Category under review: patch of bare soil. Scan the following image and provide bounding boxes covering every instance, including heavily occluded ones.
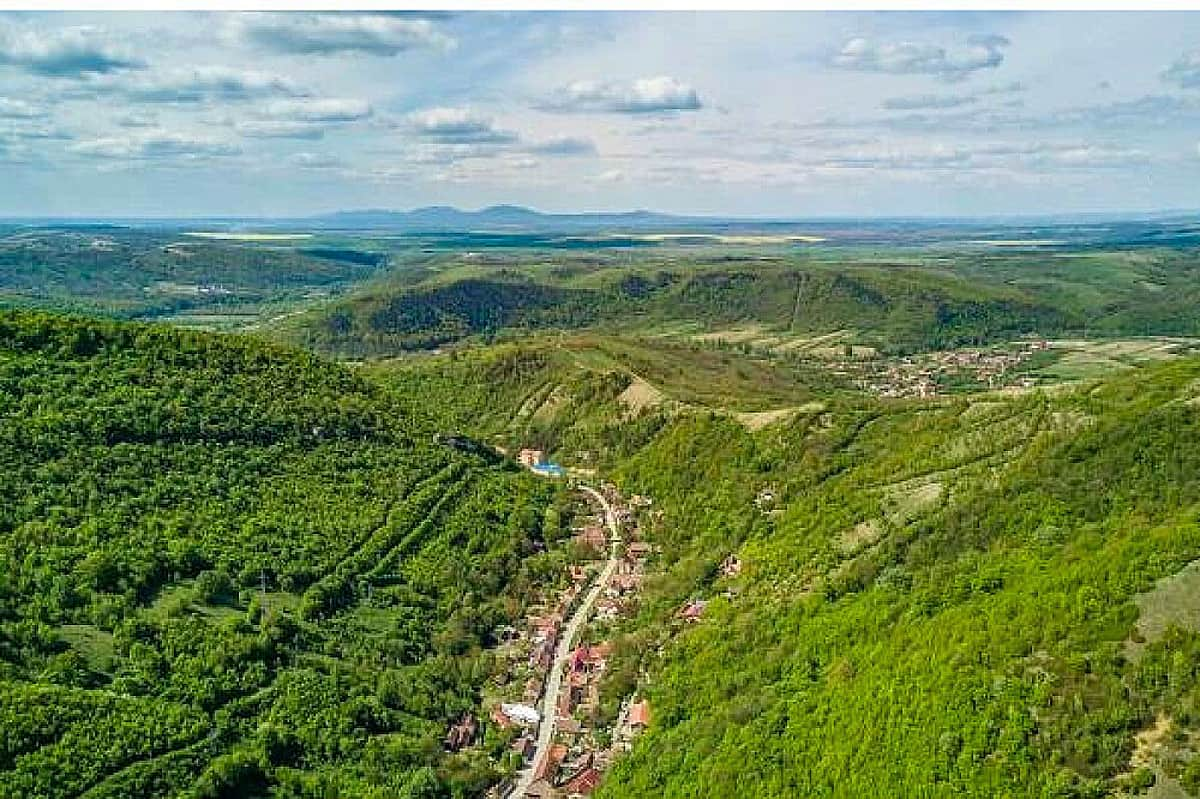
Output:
[734,402,825,431]
[618,377,666,415]
[835,519,883,556]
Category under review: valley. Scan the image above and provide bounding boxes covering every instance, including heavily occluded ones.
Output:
[4,214,1200,799]
[7,4,1200,797]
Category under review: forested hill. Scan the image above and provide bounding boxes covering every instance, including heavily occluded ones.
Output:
[361,328,1200,796]
[292,267,1069,357]
[289,247,1200,358]
[588,356,1200,798]
[0,311,560,798]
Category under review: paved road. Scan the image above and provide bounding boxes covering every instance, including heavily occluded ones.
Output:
[509,484,621,797]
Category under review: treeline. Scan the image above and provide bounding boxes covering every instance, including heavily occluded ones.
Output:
[0,310,560,797]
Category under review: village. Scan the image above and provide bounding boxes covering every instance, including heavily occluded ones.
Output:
[836,339,1051,399]
[438,446,664,799]
[433,444,743,797]
[497,472,655,799]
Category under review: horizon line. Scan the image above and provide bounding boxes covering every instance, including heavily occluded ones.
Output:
[1,204,1198,225]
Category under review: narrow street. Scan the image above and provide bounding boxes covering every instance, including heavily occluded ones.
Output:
[508,484,622,798]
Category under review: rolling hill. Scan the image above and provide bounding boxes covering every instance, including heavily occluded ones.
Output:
[8,228,1200,798]
[0,310,561,798]
[289,260,1077,357]
[0,227,387,323]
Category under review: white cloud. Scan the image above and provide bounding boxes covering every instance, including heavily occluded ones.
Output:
[802,92,1200,137]
[265,98,372,123]
[107,66,307,103]
[1163,51,1200,89]
[0,23,142,77]
[818,140,1150,174]
[235,120,325,140]
[70,130,240,160]
[545,76,702,113]
[0,97,46,118]
[409,107,517,143]
[833,34,1009,82]
[591,169,627,183]
[232,98,372,140]
[234,13,454,56]
[115,112,158,128]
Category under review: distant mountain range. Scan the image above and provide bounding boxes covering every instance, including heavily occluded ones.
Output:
[305,204,727,232]
[3,205,1198,242]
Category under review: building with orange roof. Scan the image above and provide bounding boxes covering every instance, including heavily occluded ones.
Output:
[517,448,545,468]
[534,742,569,782]
[490,706,513,730]
[628,699,651,729]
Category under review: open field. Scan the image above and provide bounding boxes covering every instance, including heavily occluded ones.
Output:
[183,232,315,241]
[1038,338,1200,381]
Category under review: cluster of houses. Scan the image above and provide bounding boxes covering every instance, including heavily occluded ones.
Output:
[596,555,645,624]
[477,484,660,798]
[511,641,653,799]
[515,694,654,799]
[851,340,1051,398]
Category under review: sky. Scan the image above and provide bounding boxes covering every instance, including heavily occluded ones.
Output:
[1,10,1200,217]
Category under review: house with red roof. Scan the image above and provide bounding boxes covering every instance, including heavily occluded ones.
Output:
[563,767,602,796]
[678,599,707,623]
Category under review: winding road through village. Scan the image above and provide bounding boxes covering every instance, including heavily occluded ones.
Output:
[508,484,622,798]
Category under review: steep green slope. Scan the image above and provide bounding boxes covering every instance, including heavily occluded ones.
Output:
[370,333,855,474]
[285,247,1200,358]
[0,311,560,798]
[358,331,1200,797]
[590,361,1200,798]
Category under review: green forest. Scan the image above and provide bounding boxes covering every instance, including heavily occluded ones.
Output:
[0,228,385,321]
[6,228,1200,798]
[0,310,564,798]
[589,362,1200,798]
[371,326,1200,798]
[289,247,1200,357]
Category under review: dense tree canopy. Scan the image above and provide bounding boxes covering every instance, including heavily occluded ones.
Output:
[594,360,1200,798]
[0,311,560,798]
